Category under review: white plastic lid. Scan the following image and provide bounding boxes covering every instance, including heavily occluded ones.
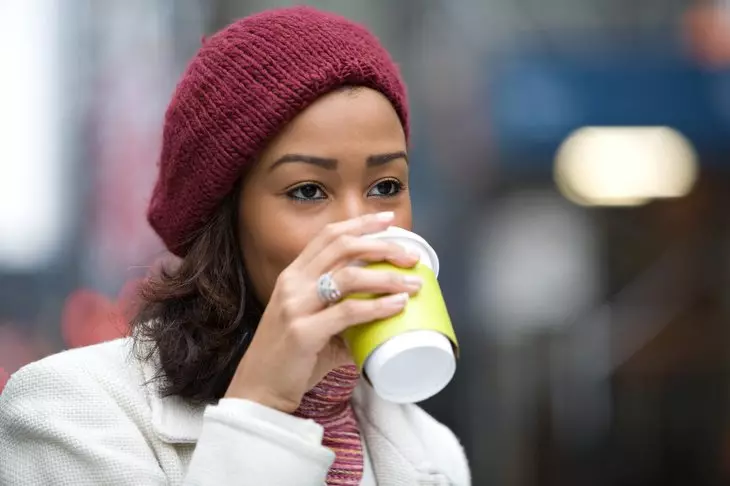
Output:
[362,227,439,277]
[364,329,456,404]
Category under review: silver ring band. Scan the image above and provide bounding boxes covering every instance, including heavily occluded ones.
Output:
[317,272,342,304]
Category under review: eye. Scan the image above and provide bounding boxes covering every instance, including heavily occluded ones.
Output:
[368,179,404,197]
[287,183,327,202]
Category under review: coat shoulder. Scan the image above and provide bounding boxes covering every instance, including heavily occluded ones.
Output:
[0,338,150,417]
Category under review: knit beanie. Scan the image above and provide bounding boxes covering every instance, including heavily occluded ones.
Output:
[148,6,409,256]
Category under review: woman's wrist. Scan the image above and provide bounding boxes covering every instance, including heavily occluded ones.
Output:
[224,381,300,414]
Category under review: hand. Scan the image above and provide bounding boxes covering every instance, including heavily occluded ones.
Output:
[225,212,422,413]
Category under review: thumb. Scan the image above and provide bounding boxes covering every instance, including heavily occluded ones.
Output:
[309,337,354,389]
[326,336,354,370]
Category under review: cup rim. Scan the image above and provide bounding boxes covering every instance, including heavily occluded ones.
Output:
[363,226,440,276]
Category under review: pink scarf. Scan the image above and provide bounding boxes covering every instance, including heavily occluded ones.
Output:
[293,365,363,485]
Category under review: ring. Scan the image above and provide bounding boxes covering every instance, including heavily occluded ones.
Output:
[317,272,342,304]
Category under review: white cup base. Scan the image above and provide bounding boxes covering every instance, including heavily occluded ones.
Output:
[364,330,456,404]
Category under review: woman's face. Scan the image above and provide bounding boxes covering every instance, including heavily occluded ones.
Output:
[238,87,411,303]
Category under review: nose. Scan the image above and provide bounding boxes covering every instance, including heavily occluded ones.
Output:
[337,191,369,222]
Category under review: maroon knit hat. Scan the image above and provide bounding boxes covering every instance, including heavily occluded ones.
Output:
[148,6,409,256]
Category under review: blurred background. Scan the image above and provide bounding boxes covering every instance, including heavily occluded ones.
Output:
[2,0,730,484]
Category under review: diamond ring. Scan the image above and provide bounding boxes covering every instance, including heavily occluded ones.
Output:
[316,272,342,304]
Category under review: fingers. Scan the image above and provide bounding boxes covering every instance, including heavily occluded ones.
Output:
[331,266,422,297]
[294,212,397,268]
[305,236,419,275]
[305,292,410,342]
[274,259,422,319]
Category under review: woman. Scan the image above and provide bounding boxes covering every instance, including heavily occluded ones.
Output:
[0,6,470,485]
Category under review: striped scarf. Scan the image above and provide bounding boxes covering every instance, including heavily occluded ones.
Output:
[294,365,363,485]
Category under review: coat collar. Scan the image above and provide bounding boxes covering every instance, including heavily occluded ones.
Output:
[139,350,205,443]
[140,356,451,484]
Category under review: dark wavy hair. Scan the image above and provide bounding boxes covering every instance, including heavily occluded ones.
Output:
[131,182,263,404]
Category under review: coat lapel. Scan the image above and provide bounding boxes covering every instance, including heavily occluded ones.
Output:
[352,384,454,486]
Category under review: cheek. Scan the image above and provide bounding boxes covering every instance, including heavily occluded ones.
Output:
[242,206,319,280]
[261,217,314,268]
[239,204,314,303]
[392,198,413,231]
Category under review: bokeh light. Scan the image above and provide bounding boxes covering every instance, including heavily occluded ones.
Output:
[555,126,699,207]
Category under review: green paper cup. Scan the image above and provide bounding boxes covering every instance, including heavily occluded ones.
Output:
[342,227,459,404]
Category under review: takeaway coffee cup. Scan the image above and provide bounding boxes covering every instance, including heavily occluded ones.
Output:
[341,227,459,404]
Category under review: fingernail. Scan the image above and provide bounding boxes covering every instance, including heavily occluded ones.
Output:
[402,275,423,288]
[374,211,395,221]
[382,292,408,306]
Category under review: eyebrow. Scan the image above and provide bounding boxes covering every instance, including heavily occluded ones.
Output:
[268,151,408,172]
